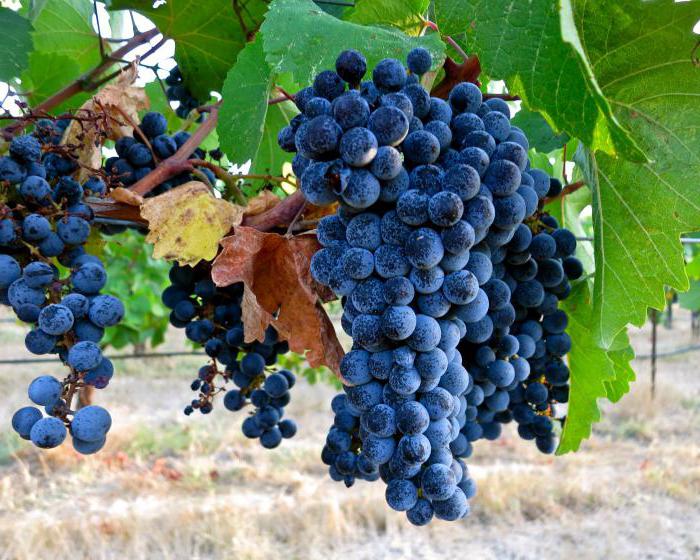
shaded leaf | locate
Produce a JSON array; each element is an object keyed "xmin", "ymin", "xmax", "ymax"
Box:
[
  {"xmin": 679, "ymin": 281, "xmax": 700, "ymax": 311},
  {"xmin": 21, "ymin": 52, "xmax": 89, "ymax": 111},
  {"xmin": 218, "ymin": 35, "xmax": 274, "ymax": 168},
  {"xmin": 109, "ymin": 0, "xmax": 267, "ymax": 99},
  {"xmin": 142, "ymin": 181, "xmax": 243, "ymax": 266},
  {"xmin": 511, "ymin": 107, "xmax": 570, "ymax": 153},
  {"xmin": 462, "ymin": 0, "xmax": 644, "ymax": 161},
  {"xmin": 211, "ymin": 226, "xmax": 344, "ymax": 375},
  {"xmin": 261, "ymin": 0, "xmax": 445, "ymax": 87},
  {"xmin": 347, "ymin": 0, "xmax": 429, "ymax": 36},
  {"xmin": 433, "ymin": 0, "xmax": 471, "ymax": 36},
  {"xmin": 0, "ymin": 8, "xmax": 33, "ymax": 81},
  {"xmin": 572, "ymin": 1, "xmax": 700, "ymax": 347}
]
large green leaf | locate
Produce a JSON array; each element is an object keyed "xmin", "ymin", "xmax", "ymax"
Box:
[
  {"xmin": 110, "ymin": 0, "xmax": 267, "ymax": 99},
  {"xmin": 347, "ymin": 0, "xmax": 429, "ymax": 36},
  {"xmin": 0, "ymin": 8, "xmax": 33, "ymax": 81},
  {"xmin": 20, "ymin": 51, "xmax": 89, "ymax": 111},
  {"xmin": 218, "ymin": 36, "xmax": 274, "ymax": 169},
  {"xmin": 511, "ymin": 107, "xmax": 569, "ymax": 153},
  {"xmin": 573, "ymin": 1, "xmax": 700, "ymax": 348},
  {"xmin": 462, "ymin": 0, "xmax": 644, "ymax": 162},
  {"xmin": 251, "ymin": 95, "xmax": 297, "ymax": 177},
  {"xmin": 557, "ymin": 281, "xmax": 634, "ymax": 454},
  {"xmin": 32, "ymin": 0, "xmax": 101, "ymax": 71},
  {"xmin": 433, "ymin": 0, "xmax": 471, "ymax": 36},
  {"xmin": 261, "ymin": 0, "xmax": 445, "ymax": 87}
]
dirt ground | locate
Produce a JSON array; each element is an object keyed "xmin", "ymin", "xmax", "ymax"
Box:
[{"xmin": 0, "ymin": 308, "xmax": 698, "ymax": 560}]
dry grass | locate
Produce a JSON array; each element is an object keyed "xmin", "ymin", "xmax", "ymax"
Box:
[{"xmin": 0, "ymin": 310, "xmax": 699, "ymax": 559}]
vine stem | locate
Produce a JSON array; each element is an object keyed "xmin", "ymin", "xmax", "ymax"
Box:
[
  {"xmin": 422, "ymin": 19, "xmax": 469, "ymax": 64},
  {"xmin": 128, "ymin": 103, "xmax": 222, "ymax": 197},
  {"xmin": 543, "ymin": 180, "xmax": 586, "ymax": 205},
  {"xmin": 189, "ymin": 159, "xmax": 247, "ymax": 205},
  {"xmin": 2, "ymin": 28, "xmax": 161, "ymax": 138}
]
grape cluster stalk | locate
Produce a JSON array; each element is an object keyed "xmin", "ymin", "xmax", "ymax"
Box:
[{"xmin": 278, "ymin": 46, "xmax": 581, "ymax": 525}]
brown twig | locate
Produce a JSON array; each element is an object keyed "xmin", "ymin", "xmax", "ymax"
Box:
[
  {"xmin": 3, "ymin": 28, "xmax": 160, "ymax": 138},
  {"xmin": 483, "ymin": 92, "xmax": 521, "ymax": 101},
  {"xmin": 241, "ymin": 190, "xmax": 306, "ymax": 231},
  {"xmin": 189, "ymin": 159, "xmax": 247, "ymax": 205},
  {"xmin": 543, "ymin": 180, "xmax": 586, "ymax": 205},
  {"xmin": 128, "ymin": 103, "xmax": 221, "ymax": 197}
]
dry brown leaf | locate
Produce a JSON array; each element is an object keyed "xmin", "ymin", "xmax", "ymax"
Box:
[
  {"xmin": 211, "ymin": 226, "xmax": 344, "ymax": 376},
  {"xmin": 302, "ymin": 201, "xmax": 339, "ymax": 222},
  {"xmin": 241, "ymin": 285, "xmax": 273, "ymax": 343},
  {"xmin": 110, "ymin": 187, "xmax": 144, "ymax": 207},
  {"xmin": 142, "ymin": 181, "xmax": 244, "ymax": 266},
  {"xmin": 62, "ymin": 67, "xmax": 149, "ymax": 182},
  {"xmin": 244, "ymin": 190, "xmax": 281, "ymax": 217}
]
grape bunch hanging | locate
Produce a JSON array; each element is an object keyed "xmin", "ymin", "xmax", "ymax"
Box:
[
  {"xmin": 2, "ymin": 122, "xmax": 123, "ymax": 454},
  {"xmin": 276, "ymin": 46, "xmax": 580, "ymax": 525},
  {"xmin": 161, "ymin": 262, "xmax": 298, "ymax": 449}
]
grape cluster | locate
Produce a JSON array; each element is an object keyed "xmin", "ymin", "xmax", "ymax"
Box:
[
  {"xmin": 104, "ymin": 111, "xmax": 214, "ymax": 196},
  {"xmin": 162, "ymin": 263, "xmax": 297, "ymax": 449},
  {"xmin": 164, "ymin": 66, "xmax": 202, "ymax": 120},
  {"xmin": 460, "ymin": 212, "xmax": 578, "ymax": 453},
  {"xmin": 2, "ymin": 129, "xmax": 122, "ymax": 454},
  {"xmin": 279, "ymin": 47, "xmax": 580, "ymax": 524}
]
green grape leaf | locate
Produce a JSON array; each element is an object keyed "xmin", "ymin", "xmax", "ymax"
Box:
[
  {"xmin": 433, "ymin": 0, "xmax": 471, "ymax": 36},
  {"xmin": 557, "ymin": 281, "xmax": 634, "ymax": 454},
  {"xmin": 347, "ymin": 0, "xmax": 429, "ymax": 36},
  {"xmin": 251, "ymin": 97, "xmax": 297, "ymax": 177},
  {"xmin": 218, "ymin": 36, "xmax": 274, "ymax": 168},
  {"xmin": 605, "ymin": 343, "xmax": 636, "ymax": 404},
  {"xmin": 511, "ymin": 107, "xmax": 570, "ymax": 153},
  {"xmin": 573, "ymin": 1, "xmax": 700, "ymax": 348},
  {"xmin": 462, "ymin": 0, "xmax": 644, "ymax": 162},
  {"xmin": 261, "ymin": 0, "xmax": 445, "ymax": 87},
  {"xmin": 21, "ymin": 51, "xmax": 89, "ymax": 111},
  {"xmin": 0, "ymin": 8, "xmax": 33, "ymax": 81},
  {"xmin": 679, "ymin": 281, "xmax": 700, "ymax": 311},
  {"xmin": 32, "ymin": 0, "xmax": 101, "ymax": 71},
  {"xmin": 545, "ymin": 182, "xmax": 594, "ymax": 274},
  {"xmin": 109, "ymin": 0, "xmax": 267, "ymax": 99}
]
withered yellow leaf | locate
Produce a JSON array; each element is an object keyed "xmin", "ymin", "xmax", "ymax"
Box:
[{"xmin": 142, "ymin": 181, "xmax": 244, "ymax": 266}]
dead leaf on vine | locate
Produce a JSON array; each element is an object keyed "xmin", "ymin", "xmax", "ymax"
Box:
[
  {"xmin": 110, "ymin": 187, "xmax": 144, "ymax": 207},
  {"xmin": 142, "ymin": 181, "xmax": 244, "ymax": 266},
  {"xmin": 302, "ymin": 201, "xmax": 338, "ymax": 222},
  {"xmin": 241, "ymin": 285, "xmax": 273, "ymax": 343},
  {"xmin": 244, "ymin": 190, "xmax": 281, "ymax": 217},
  {"xmin": 62, "ymin": 66, "xmax": 149, "ymax": 182},
  {"xmin": 211, "ymin": 226, "xmax": 344, "ymax": 376}
]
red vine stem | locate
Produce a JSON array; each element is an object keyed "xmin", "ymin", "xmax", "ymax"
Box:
[
  {"xmin": 3, "ymin": 28, "xmax": 161, "ymax": 138},
  {"xmin": 128, "ymin": 103, "xmax": 222, "ymax": 197},
  {"xmin": 543, "ymin": 181, "xmax": 586, "ymax": 205}
]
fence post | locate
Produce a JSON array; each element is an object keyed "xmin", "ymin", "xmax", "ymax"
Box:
[{"xmin": 650, "ymin": 309, "xmax": 658, "ymax": 399}]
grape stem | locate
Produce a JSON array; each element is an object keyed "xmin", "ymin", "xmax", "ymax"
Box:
[
  {"xmin": 483, "ymin": 93, "xmax": 521, "ymax": 102},
  {"xmin": 128, "ymin": 103, "xmax": 222, "ymax": 197},
  {"xmin": 543, "ymin": 180, "xmax": 586, "ymax": 205},
  {"xmin": 421, "ymin": 19, "xmax": 470, "ymax": 64},
  {"xmin": 189, "ymin": 159, "xmax": 247, "ymax": 205},
  {"xmin": 2, "ymin": 28, "xmax": 161, "ymax": 139}
]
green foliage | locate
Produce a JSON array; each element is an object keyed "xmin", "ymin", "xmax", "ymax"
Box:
[
  {"xmin": 347, "ymin": 0, "xmax": 429, "ymax": 35},
  {"xmin": 679, "ymin": 281, "xmax": 700, "ymax": 311},
  {"xmin": 462, "ymin": 0, "xmax": 645, "ymax": 161},
  {"xmin": 32, "ymin": 0, "xmax": 102, "ymax": 71},
  {"xmin": 100, "ymin": 231, "xmax": 171, "ymax": 350},
  {"xmin": 0, "ymin": 7, "xmax": 32, "ymax": 81},
  {"xmin": 572, "ymin": 1, "xmax": 700, "ymax": 348},
  {"xmin": 511, "ymin": 107, "xmax": 569, "ymax": 153},
  {"xmin": 433, "ymin": 0, "xmax": 471, "ymax": 36},
  {"xmin": 557, "ymin": 281, "xmax": 635, "ymax": 454},
  {"xmin": 109, "ymin": 0, "xmax": 267, "ymax": 100},
  {"xmin": 20, "ymin": 51, "xmax": 88, "ymax": 110},
  {"xmin": 261, "ymin": 0, "xmax": 445, "ymax": 87},
  {"xmin": 218, "ymin": 36, "xmax": 274, "ymax": 169}
]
